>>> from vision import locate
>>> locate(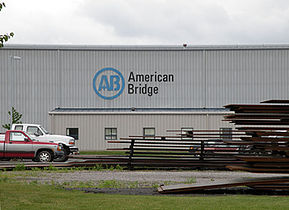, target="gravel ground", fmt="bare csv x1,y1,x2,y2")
23,170,285,184
11,170,289,196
